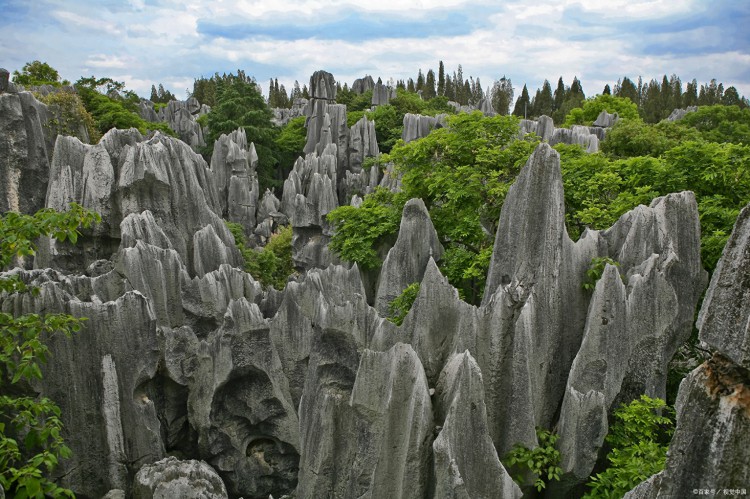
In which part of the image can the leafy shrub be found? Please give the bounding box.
[1,203,100,498]
[585,395,675,498]
[387,283,420,326]
[564,95,640,127]
[327,188,405,271]
[582,257,621,291]
[226,222,295,290]
[503,428,563,492]
[75,78,175,138]
[37,89,100,143]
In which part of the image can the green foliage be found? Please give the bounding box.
[74,77,175,138]
[275,116,307,173]
[558,133,750,272]
[387,283,421,326]
[564,94,640,127]
[329,112,536,304]
[365,105,401,153]
[1,203,100,498]
[202,72,280,191]
[12,61,68,87]
[679,105,750,144]
[503,428,562,492]
[226,222,295,290]
[344,90,374,112]
[327,188,405,271]
[585,396,675,498]
[582,257,621,291]
[37,90,100,144]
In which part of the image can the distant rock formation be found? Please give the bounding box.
[666,106,698,121]
[159,98,208,151]
[351,75,375,94]
[371,81,396,106]
[271,97,308,126]
[520,115,605,152]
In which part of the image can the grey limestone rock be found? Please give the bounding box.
[478,97,497,116]
[133,457,228,499]
[163,99,206,150]
[0,90,52,214]
[402,113,439,143]
[697,202,750,368]
[348,115,379,174]
[0,67,9,92]
[625,201,750,497]
[483,142,592,412]
[374,198,444,315]
[371,81,395,106]
[666,106,698,121]
[631,356,750,497]
[433,351,522,499]
[593,110,618,128]
[351,75,375,94]
[137,100,160,123]
[120,210,173,249]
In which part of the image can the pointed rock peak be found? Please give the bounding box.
[483,142,567,304]
[247,142,258,169]
[698,202,750,369]
[374,199,444,314]
[309,70,336,100]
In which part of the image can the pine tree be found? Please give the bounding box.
[669,74,682,111]
[684,79,698,107]
[396,79,406,90]
[603,84,611,95]
[424,69,437,99]
[416,69,425,91]
[474,77,483,104]
[268,79,276,107]
[491,76,513,115]
[150,84,158,102]
[456,66,464,104]
[513,84,531,118]
[292,80,302,99]
[537,80,554,117]
[302,84,310,99]
[407,78,416,93]
[463,81,471,106]
[553,77,566,111]
[660,74,672,117]
[445,75,454,101]
[438,60,446,96]
[616,76,639,105]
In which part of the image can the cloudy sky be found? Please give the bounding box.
[2,0,749,103]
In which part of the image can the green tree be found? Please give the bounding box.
[74,77,175,137]
[203,72,280,190]
[1,203,100,498]
[424,70,437,100]
[536,80,554,117]
[438,61,446,96]
[513,84,531,118]
[491,76,514,116]
[585,396,675,498]
[563,94,640,127]
[330,112,538,303]
[387,283,421,326]
[226,222,295,290]
[614,76,639,106]
[12,61,68,87]
[553,77,566,112]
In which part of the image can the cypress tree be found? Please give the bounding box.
[438,60,445,96]
[553,77,566,111]
[603,84,611,95]
[513,84,531,118]
[424,69,436,99]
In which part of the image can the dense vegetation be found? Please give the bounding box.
[329,112,538,304]
[328,98,749,307]
[585,396,675,498]
[74,76,175,138]
[0,204,100,498]
[225,222,295,290]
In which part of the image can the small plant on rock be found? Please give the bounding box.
[503,427,562,492]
